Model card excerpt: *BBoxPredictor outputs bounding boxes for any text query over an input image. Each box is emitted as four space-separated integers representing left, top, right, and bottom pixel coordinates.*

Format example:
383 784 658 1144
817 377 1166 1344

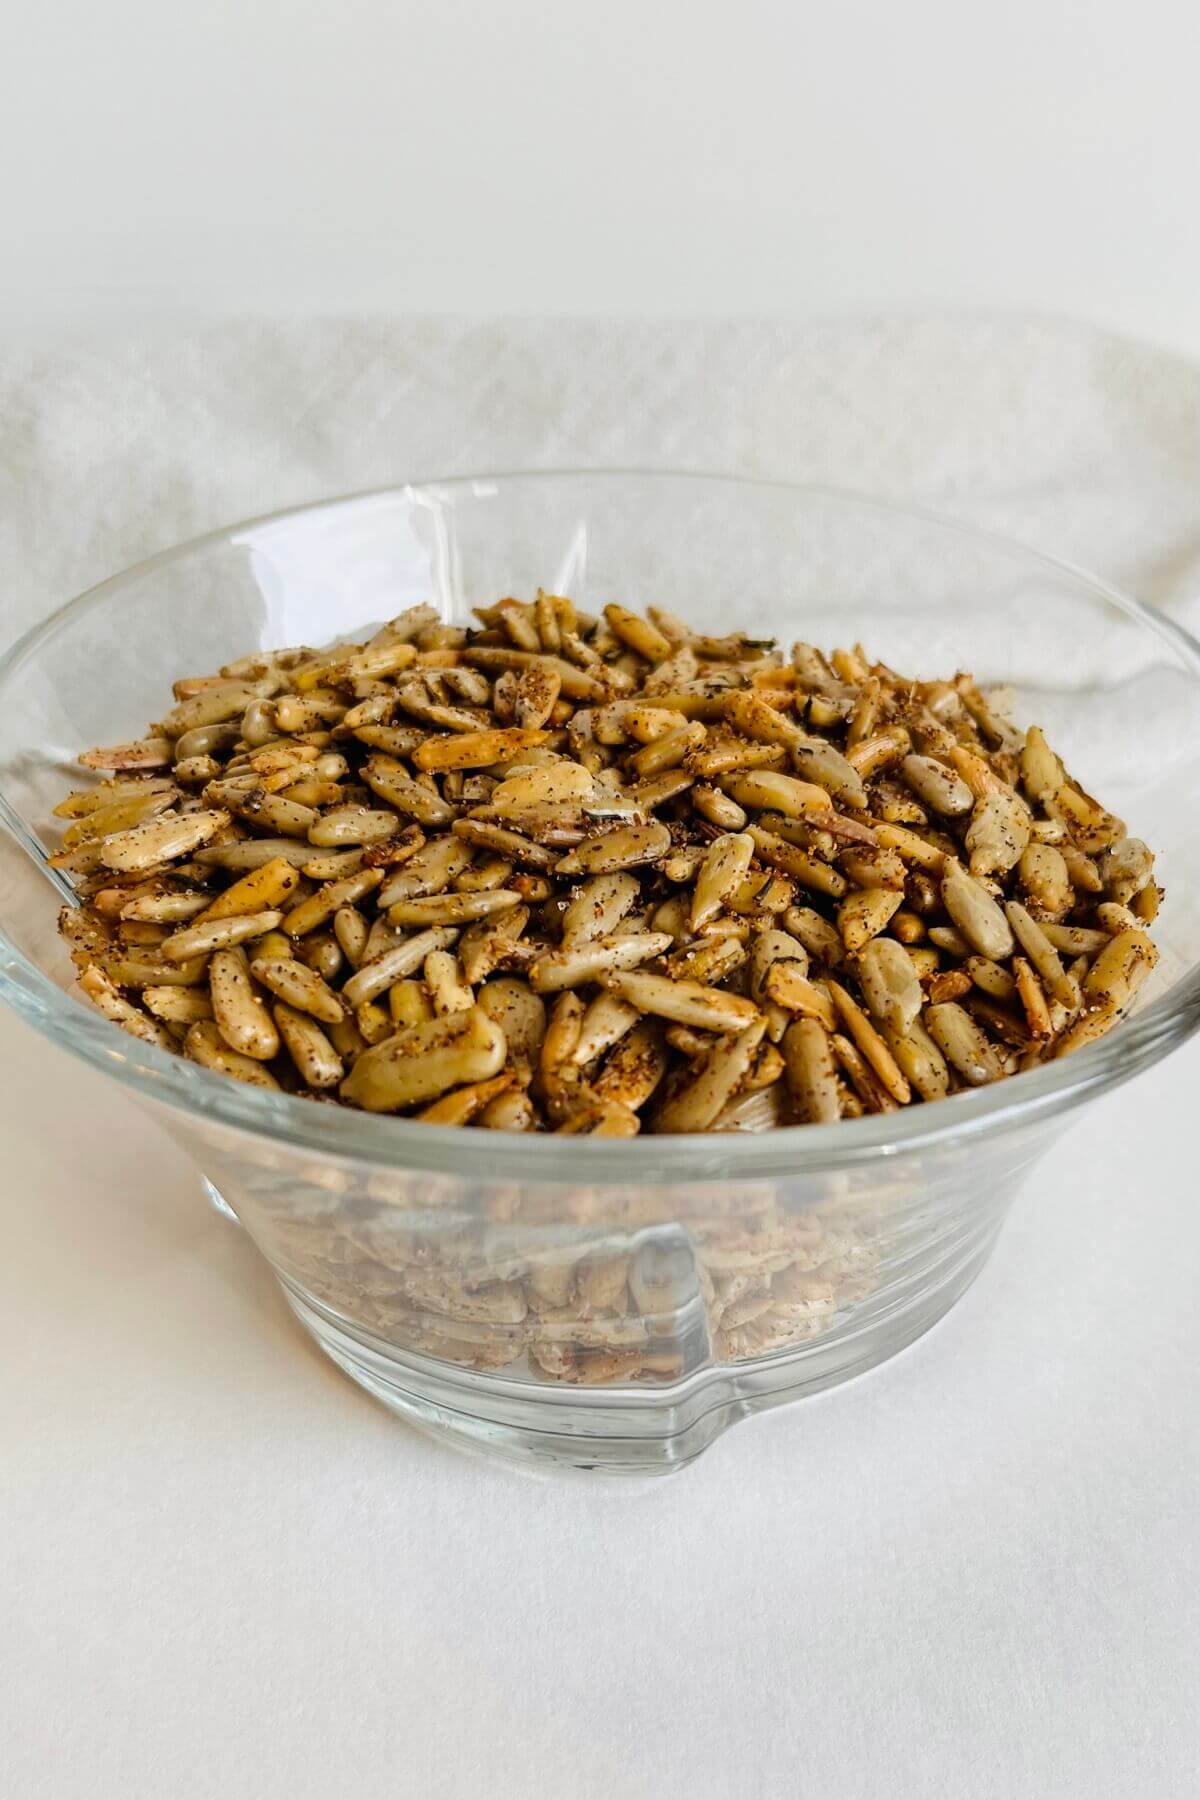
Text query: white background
0 0 1197 356
2 5 1200 1798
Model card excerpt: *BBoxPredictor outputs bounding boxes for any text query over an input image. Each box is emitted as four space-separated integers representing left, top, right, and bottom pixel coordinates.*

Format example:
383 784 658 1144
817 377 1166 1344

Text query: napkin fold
2 313 1198 646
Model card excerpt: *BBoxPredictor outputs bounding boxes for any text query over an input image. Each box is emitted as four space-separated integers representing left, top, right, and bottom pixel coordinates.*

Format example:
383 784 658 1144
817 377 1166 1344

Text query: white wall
2 0 1199 357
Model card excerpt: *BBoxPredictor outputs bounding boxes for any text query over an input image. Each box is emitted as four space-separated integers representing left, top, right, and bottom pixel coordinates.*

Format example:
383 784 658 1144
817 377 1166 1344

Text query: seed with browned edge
690 832 756 929
837 887 903 954
782 1018 841 1122
653 1019 766 1132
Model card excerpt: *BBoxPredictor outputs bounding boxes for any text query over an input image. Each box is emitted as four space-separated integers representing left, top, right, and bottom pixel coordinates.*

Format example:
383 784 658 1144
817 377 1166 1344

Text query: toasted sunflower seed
184 1019 281 1087
209 947 281 1060
942 862 1015 961
53 598 1159 1157
160 908 284 963
528 932 672 993
603 969 760 1033
856 936 923 1036
100 808 231 873
340 1006 506 1112
925 1002 1004 1085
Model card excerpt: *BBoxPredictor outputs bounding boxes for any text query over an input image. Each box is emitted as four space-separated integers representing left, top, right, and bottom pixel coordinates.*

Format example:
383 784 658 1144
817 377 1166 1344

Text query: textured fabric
3 314 1199 649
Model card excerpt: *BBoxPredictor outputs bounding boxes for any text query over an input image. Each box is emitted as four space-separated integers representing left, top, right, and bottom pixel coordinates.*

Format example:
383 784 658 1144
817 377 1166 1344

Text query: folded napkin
2 313 1198 648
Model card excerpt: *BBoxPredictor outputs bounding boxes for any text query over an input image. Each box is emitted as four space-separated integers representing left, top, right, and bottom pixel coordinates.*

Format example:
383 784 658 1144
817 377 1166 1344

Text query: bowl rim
3 466 1200 1183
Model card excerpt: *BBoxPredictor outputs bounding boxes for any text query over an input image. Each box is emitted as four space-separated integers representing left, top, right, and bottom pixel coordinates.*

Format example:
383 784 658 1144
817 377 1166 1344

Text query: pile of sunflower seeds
251 1176 881 1380
56 593 1162 1135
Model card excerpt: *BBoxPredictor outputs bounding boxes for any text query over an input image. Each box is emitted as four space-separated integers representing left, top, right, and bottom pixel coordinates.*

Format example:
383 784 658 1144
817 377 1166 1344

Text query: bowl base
278 1235 999 1476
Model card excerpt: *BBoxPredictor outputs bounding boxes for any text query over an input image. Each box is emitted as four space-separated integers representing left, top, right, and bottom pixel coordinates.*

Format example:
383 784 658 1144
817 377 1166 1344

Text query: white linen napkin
2 312 1198 648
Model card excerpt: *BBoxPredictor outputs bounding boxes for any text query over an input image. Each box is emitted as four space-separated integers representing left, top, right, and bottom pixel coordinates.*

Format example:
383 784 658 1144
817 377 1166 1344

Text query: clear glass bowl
2 473 1199 1475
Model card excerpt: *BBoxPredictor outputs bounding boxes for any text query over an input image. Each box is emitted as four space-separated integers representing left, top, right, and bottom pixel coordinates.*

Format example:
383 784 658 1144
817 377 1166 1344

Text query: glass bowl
2 472 1199 1476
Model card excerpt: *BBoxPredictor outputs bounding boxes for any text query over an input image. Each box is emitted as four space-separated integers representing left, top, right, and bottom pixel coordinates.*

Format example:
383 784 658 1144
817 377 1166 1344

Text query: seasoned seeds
58 596 1160 1132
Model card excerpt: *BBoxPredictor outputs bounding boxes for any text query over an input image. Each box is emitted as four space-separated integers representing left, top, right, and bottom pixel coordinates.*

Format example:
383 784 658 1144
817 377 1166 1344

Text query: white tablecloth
2 316 1198 1799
